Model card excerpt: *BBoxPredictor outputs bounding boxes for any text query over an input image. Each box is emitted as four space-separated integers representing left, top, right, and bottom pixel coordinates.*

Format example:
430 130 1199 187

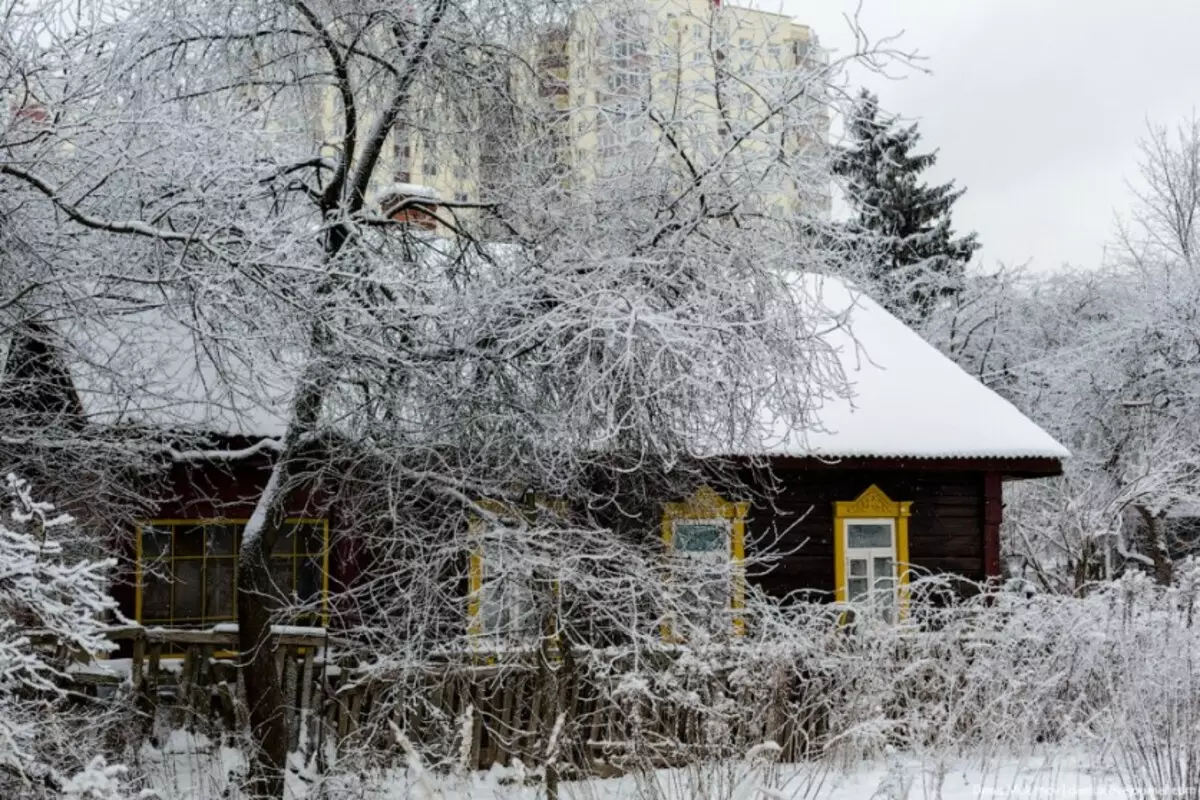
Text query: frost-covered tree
914 116 1200 593
0 0 905 793
835 90 980 320
0 474 117 795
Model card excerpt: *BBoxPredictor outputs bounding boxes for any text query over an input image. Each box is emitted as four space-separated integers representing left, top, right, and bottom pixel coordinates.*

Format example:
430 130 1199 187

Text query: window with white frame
670 517 733 630
662 487 748 639
842 519 898 619
476 530 539 639
468 501 565 642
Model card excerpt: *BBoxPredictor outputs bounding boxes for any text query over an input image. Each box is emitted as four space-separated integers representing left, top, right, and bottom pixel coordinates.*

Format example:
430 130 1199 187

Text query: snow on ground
141 743 1127 800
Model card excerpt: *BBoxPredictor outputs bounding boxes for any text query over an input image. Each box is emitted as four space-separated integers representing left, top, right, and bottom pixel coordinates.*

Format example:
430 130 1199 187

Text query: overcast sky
773 0 1200 272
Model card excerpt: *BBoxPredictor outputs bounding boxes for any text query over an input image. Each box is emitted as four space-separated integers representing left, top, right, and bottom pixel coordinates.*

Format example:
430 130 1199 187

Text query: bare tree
0 0 910 794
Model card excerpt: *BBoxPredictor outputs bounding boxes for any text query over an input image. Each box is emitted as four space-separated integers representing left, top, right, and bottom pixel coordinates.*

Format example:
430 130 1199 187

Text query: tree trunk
237 366 327 798
238 525 289 799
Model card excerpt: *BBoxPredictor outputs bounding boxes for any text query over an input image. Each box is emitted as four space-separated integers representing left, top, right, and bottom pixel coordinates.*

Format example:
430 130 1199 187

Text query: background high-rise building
306 0 830 227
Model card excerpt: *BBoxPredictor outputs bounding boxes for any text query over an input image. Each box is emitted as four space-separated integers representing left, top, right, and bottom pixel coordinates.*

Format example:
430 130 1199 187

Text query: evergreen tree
836 90 980 319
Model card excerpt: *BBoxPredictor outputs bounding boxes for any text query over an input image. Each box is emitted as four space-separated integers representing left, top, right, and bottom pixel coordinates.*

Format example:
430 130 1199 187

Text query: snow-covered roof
743 274 1068 461
5 268 1066 463
384 182 440 201
56 304 296 439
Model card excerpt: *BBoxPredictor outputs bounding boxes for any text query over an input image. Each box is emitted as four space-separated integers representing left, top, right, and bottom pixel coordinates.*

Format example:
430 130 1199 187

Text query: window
768 44 781 65
693 50 704 64
833 485 911 621
453 192 468 203
844 521 897 614
136 519 329 628
739 37 752 52
423 161 438 176
467 500 564 642
692 25 702 42
662 487 748 639
475 529 538 640
452 165 467 179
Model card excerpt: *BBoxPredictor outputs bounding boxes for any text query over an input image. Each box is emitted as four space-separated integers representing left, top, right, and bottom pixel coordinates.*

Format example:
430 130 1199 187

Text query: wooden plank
139 627 336 649
283 648 300 751
130 635 146 692
144 629 238 646
195 644 215 719
297 647 316 756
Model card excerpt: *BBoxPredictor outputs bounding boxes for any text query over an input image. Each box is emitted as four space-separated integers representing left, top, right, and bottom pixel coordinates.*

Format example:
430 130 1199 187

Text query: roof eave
748 454 1065 479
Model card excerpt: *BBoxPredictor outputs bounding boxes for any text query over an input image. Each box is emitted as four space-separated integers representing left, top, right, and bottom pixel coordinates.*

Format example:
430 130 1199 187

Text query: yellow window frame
833 485 912 617
661 486 749 639
134 517 332 631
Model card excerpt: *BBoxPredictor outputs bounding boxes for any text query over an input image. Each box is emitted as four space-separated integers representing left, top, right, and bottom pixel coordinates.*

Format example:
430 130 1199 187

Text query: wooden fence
67 628 827 774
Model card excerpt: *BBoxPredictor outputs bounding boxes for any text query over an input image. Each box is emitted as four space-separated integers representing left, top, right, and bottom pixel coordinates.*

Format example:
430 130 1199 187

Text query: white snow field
142 742 1130 800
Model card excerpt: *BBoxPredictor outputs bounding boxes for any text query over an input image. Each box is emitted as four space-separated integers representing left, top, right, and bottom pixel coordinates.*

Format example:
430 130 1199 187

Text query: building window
768 44 781 65
467 500 564 642
662 487 748 639
833 485 911 621
693 50 704 64
136 519 329 627
739 37 752 52
452 165 467 179
453 192 468 203
423 161 438 176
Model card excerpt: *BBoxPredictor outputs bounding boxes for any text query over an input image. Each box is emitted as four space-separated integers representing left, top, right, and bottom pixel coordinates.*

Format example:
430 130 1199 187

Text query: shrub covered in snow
0 474 119 794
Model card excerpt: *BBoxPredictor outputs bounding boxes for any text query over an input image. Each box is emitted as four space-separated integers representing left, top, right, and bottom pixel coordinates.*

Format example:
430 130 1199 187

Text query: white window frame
841 517 899 617
475 529 539 640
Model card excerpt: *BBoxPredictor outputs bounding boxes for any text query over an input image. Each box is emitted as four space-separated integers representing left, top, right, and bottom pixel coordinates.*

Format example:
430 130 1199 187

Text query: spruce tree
836 90 980 319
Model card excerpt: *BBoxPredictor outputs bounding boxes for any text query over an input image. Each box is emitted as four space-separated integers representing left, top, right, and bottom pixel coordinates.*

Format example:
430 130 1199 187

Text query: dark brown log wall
742 468 988 601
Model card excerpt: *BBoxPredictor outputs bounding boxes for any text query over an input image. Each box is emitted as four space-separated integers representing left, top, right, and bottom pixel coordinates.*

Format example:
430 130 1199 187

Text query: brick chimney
380 182 441 230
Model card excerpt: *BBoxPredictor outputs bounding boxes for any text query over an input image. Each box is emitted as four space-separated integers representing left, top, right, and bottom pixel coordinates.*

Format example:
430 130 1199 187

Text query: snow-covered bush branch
0 473 118 793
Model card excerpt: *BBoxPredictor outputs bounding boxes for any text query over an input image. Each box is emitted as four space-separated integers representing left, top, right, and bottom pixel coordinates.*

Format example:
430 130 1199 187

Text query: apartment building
351 0 830 224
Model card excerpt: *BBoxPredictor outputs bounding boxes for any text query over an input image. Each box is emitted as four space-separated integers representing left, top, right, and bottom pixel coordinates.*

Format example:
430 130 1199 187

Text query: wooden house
0 274 1067 639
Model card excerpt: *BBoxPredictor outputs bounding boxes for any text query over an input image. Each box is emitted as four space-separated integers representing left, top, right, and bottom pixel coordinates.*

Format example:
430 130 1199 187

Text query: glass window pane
873 557 894 580
141 526 172 559
172 560 204 620
847 577 869 602
205 559 236 619
849 559 867 577
142 567 172 622
273 523 299 556
297 556 323 605
847 523 891 549
206 524 238 555
674 522 727 553
174 525 205 557
299 524 326 556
